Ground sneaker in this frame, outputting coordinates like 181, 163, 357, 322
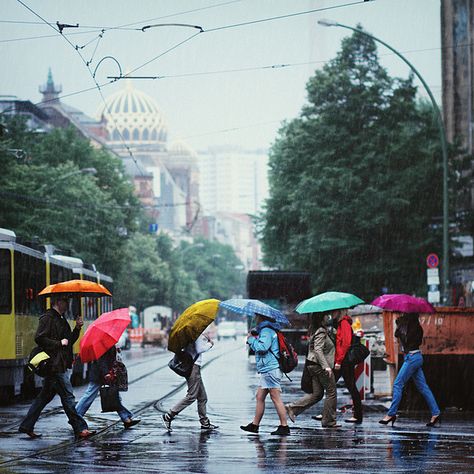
162, 413, 173, 432
240, 422, 259, 434
271, 425, 290, 436
312, 414, 323, 421
285, 404, 296, 423
321, 424, 341, 429
201, 422, 219, 431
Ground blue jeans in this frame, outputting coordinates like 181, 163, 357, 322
388, 352, 440, 417
20, 370, 88, 434
76, 381, 133, 422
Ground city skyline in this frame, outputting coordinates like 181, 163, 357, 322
2, 0, 441, 152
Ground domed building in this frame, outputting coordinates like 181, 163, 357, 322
98, 80, 168, 151
99, 82, 199, 234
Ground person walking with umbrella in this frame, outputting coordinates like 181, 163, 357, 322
285, 312, 339, 428
240, 313, 290, 436
295, 291, 365, 424
372, 295, 441, 427
19, 295, 94, 439
76, 345, 140, 429
379, 312, 440, 426
78, 307, 140, 428
162, 331, 218, 432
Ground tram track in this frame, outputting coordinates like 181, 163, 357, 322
0, 349, 170, 432
0, 345, 239, 469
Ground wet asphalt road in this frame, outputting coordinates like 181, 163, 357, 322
0, 340, 473, 473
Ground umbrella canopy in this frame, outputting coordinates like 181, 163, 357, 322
371, 294, 435, 314
38, 279, 112, 298
296, 291, 364, 314
168, 299, 220, 353
220, 298, 289, 326
80, 307, 130, 362
348, 304, 383, 316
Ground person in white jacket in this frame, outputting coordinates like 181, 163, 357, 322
162, 333, 218, 432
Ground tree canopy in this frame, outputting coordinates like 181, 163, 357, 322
260, 27, 449, 300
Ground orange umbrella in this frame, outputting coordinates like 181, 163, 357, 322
38, 279, 112, 297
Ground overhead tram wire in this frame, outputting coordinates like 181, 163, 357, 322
15, 0, 143, 177
0, 0, 243, 43
0, 0, 242, 31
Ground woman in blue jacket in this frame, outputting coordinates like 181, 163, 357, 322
240, 313, 290, 436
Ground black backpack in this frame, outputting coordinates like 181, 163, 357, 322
168, 349, 197, 378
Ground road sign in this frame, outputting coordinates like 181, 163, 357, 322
426, 253, 439, 268
427, 268, 440, 285
428, 290, 440, 303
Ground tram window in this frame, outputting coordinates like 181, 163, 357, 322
14, 252, 46, 315
84, 296, 98, 321
50, 264, 73, 284
0, 249, 12, 314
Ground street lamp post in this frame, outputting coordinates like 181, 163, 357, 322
38, 167, 97, 193
318, 19, 450, 304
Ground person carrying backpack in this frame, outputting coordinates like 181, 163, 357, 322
240, 313, 290, 436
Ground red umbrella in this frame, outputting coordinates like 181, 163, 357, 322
371, 294, 435, 314
80, 308, 130, 362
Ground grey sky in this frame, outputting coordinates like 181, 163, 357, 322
2, 0, 441, 151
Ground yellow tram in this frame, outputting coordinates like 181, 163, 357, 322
0, 228, 113, 402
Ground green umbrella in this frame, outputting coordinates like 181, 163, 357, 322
296, 291, 364, 314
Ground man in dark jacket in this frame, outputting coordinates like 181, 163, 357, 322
19, 295, 94, 439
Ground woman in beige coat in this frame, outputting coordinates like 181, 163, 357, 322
285, 312, 339, 428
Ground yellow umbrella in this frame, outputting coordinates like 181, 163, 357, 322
168, 299, 220, 353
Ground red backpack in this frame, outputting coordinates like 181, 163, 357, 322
271, 331, 298, 374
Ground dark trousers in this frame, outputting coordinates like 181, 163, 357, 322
20, 370, 88, 434
334, 362, 363, 421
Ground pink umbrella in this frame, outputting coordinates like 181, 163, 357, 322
371, 294, 435, 314
80, 308, 130, 362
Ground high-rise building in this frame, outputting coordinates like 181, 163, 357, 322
197, 146, 269, 216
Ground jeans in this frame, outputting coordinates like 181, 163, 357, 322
388, 352, 440, 417
20, 370, 88, 434
334, 361, 363, 421
76, 381, 133, 422
169, 364, 209, 425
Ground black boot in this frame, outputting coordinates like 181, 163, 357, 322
271, 425, 290, 436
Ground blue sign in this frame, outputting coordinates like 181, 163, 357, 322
149, 223, 158, 233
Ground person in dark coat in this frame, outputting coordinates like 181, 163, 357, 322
76, 346, 140, 428
379, 312, 440, 426
19, 295, 94, 439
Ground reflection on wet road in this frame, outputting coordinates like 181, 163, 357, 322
1, 340, 473, 473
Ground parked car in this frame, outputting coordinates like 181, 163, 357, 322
118, 329, 131, 350
217, 321, 237, 341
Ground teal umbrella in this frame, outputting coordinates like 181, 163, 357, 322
296, 291, 364, 314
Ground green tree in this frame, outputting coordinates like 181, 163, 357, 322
178, 238, 245, 301
260, 27, 448, 299
113, 233, 172, 312
0, 117, 142, 276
